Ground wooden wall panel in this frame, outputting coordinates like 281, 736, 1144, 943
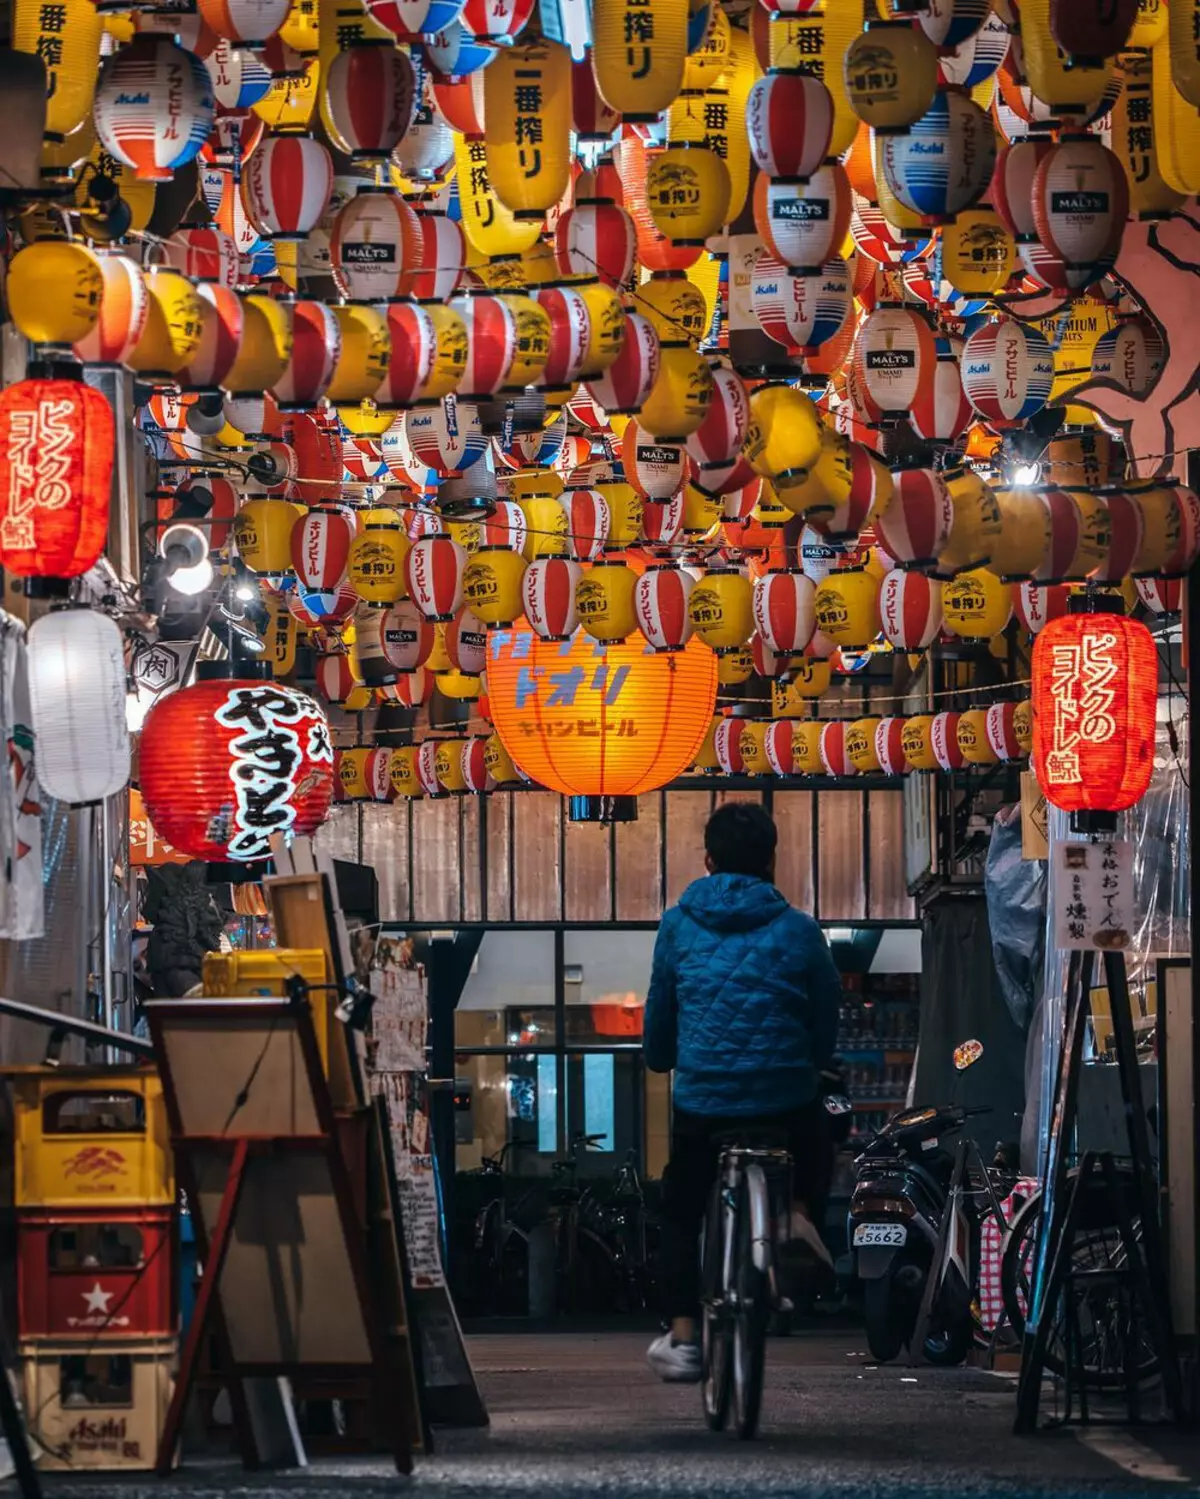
867, 789, 914, 919
817, 790, 866, 920
410, 796, 460, 921
616, 795, 663, 921
773, 791, 814, 915
359, 804, 410, 922
664, 791, 711, 906
461, 795, 483, 921
564, 818, 610, 921
513, 793, 562, 921
486, 793, 513, 922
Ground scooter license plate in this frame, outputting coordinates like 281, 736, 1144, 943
853, 1223, 907, 1247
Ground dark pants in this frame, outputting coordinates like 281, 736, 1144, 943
659, 1098, 832, 1322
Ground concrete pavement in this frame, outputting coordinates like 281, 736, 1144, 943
11, 1330, 1199, 1497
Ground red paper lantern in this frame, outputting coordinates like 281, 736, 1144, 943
444, 605, 488, 675
634, 564, 695, 652
536, 283, 592, 394
561, 488, 610, 561
376, 302, 436, 410
585, 312, 660, 414
687, 364, 750, 480
324, 43, 416, 162
242, 133, 334, 239
407, 208, 464, 302
139, 672, 335, 861
461, 735, 493, 793
0, 379, 114, 579
746, 69, 833, 183
752, 569, 816, 655
1135, 577, 1181, 614
820, 720, 855, 777
406, 533, 467, 620
879, 568, 943, 650
1091, 490, 1145, 585
450, 290, 517, 399
523, 557, 583, 641
639, 488, 685, 550
985, 701, 1024, 761
1032, 137, 1128, 272
329, 189, 420, 303
1031, 610, 1157, 816
290, 507, 352, 589
853, 307, 937, 423
271, 300, 340, 412
1014, 581, 1070, 634
764, 719, 796, 776
555, 199, 637, 288
991, 138, 1054, 244
714, 717, 746, 775
179, 283, 244, 394
164, 226, 240, 287
909, 341, 972, 445
931, 710, 964, 771
316, 652, 360, 707
875, 716, 909, 776
876, 467, 954, 570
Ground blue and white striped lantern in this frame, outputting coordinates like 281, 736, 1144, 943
936, 12, 1009, 89
405, 395, 488, 478
917, 0, 992, 52
878, 90, 996, 222
498, 413, 567, 470
961, 317, 1054, 429
750, 251, 852, 356
423, 18, 497, 76
94, 36, 215, 183
205, 38, 272, 110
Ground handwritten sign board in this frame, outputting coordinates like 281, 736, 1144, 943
1052, 840, 1134, 952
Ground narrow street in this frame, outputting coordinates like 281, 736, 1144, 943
17, 1331, 1200, 1498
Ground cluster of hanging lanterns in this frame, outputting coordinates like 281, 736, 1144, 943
3, 0, 1192, 835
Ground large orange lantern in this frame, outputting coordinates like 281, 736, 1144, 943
1031, 605, 1158, 824
0, 379, 114, 579
486, 623, 718, 804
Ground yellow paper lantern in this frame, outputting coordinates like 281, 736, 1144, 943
684, 3, 730, 87
1018, 0, 1115, 117
128, 267, 204, 379
317, 0, 391, 140
901, 714, 937, 771
683, 481, 723, 537
339, 400, 394, 437
745, 383, 823, 483
6, 239, 102, 347
510, 467, 564, 504
253, 58, 320, 132
485, 38, 572, 221
262, 593, 298, 677
226, 294, 292, 398
592, 0, 689, 121
597, 479, 644, 549
776, 427, 853, 520
417, 301, 469, 402
463, 547, 528, 625
75, 143, 156, 233
989, 486, 1053, 582
1169, 0, 1200, 105
1013, 699, 1032, 753
638, 271, 709, 347
577, 559, 638, 641
327, 303, 390, 406
846, 716, 882, 773
348, 520, 410, 604
1111, 50, 1184, 219
957, 708, 998, 765
1043, 431, 1115, 489
693, 716, 721, 771
235, 500, 305, 574
717, 647, 754, 685
521, 497, 570, 560
941, 567, 1013, 638
390, 745, 423, 798
794, 719, 824, 775
638, 344, 715, 441
646, 144, 731, 248
578, 278, 627, 377
772, 660, 831, 709
14, 0, 103, 140
484, 732, 520, 784
813, 569, 882, 648
739, 718, 769, 774
1037, 295, 1118, 425
768, 2, 860, 156
940, 209, 1016, 298
721, 21, 758, 224
936, 464, 1002, 578
844, 23, 938, 134
434, 737, 470, 790
453, 133, 544, 259
498, 292, 552, 391
338, 747, 374, 801
1152, 33, 1200, 195
280, 0, 320, 52
40, 120, 95, 184
688, 568, 754, 652
1129, 0, 1167, 48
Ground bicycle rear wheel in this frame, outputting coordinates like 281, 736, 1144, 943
701, 1180, 731, 1432
731, 1171, 770, 1441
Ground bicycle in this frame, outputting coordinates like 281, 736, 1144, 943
471, 1141, 531, 1316
547, 1132, 621, 1316
700, 1130, 793, 1441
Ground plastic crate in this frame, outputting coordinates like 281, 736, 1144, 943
10, 1069, 172, 1210
18, 1208, 174, 1340
202, 948, 334, 1071
21, 1335, 176, 1471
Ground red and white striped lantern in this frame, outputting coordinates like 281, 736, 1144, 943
759, 162, 852, 275
762, 719, 794, 777
316, 652, 360, 706
444, 605, 488, 675
991, 137, 1053, 244
640, 488, 685, 549
713, 717, 745, 775
406, 533, 467, 620
341, 431, 382, 484
1090, 489, 1145, 585
460, 0, 536, 43
555, 199, 638, 288
535, 283, 592, 393
879, 568, 943, 650
324, 43, 416, 162
406, 507, 445, 540
450, 291, 517, 399
812, 441, 887, 544
853, 307, 937, 423
179, 283, 244, 393
376, 301, 437, 410
1135, 577, 1182, 614
560, 488, 611, 561
461, 736, 493, 794
962, 317, 1054, 428
290, 409, 342, 504
476, 501, 528, 552
74, 253, 148, 367
820, 720, 854, 777
876, 468, 954, 570
522, 556, 582, 640
585, 312, 660, 414
164, 226, 239, 287
572, 56, 620, 138
1032, 136, 1128, 272
909, 342, 972, 445
405, 395, 486, 477
406, 209, 464, 303
752, 569, 816, 655
329, 189, 418, 303
416, 740, 443, 797
930, 711, 964, 772
382, 665, 432, 705
271, 300, 340, 412
722, 476, 762, 524
295, 585, 357, 635
686, 364, 750, 478
985, 701, 1024, 761
1014, 580, 1069, 633
623, 422, 687, 501
634, 565, 695, 651
875, 716, 908, 776
750, 633, 789, 678
1161, 483, 1200, 578
746, 69, 833, 182
291, 507, 353, 590
1090, 318, 1163, 398
197, 0, 289, 45
1032, 488, 1087, 585
242, 132, 333, 239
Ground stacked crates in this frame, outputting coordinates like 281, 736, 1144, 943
10, 1068, 176, 1471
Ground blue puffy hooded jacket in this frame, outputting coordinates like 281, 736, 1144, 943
643, 873, 841, 1117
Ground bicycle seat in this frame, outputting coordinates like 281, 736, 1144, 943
713, 1125, 791, 1152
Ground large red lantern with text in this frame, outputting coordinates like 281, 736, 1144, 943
1031, 609, 1157, 818
139, 671, 335, 861
0, 379, 114, 578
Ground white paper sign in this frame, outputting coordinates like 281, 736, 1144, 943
1052, 839, 1134, 952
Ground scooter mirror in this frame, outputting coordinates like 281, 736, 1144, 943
953, 1038, 983, 1072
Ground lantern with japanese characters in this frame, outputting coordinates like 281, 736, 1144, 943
94, 36, 215, 182
843, 22, 938, 133
324, 42, 415, 162
746, 69, 833, 183
875, 716, 908, 776
407, 533, 466, 621
591, 0, 688, 122
635, 564, 695, 652
876, 467, 954, 571
755, 162, 853, 277
1032, 136, 1128, 273
485, 37, 572, 220
522, 556, 582, 641
962, 317, 1055, 429
139, 670, 335, 861
853, 307, 937, 423
879, 569, 942, 651
486, 620, 717, 800
1031, 605, 1158, 823
0, 379, 114, 579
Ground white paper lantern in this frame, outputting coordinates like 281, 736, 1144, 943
28, 610, 130, 803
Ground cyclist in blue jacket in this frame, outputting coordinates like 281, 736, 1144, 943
644, 801, 842, 1382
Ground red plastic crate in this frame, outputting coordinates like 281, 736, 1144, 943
18, 1209, 174, 1340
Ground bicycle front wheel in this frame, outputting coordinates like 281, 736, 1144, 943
731, 1171, 770, 1441
701, 1180, 731, 1432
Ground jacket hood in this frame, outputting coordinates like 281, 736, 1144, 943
677, 873, 790, 934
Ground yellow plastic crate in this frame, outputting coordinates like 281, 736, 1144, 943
202, 948, 333, 1072
21, 1335, 176, 1471
10, 1069, 173, 1210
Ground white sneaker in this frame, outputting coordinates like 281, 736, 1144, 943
647, 1332, 702, 1383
